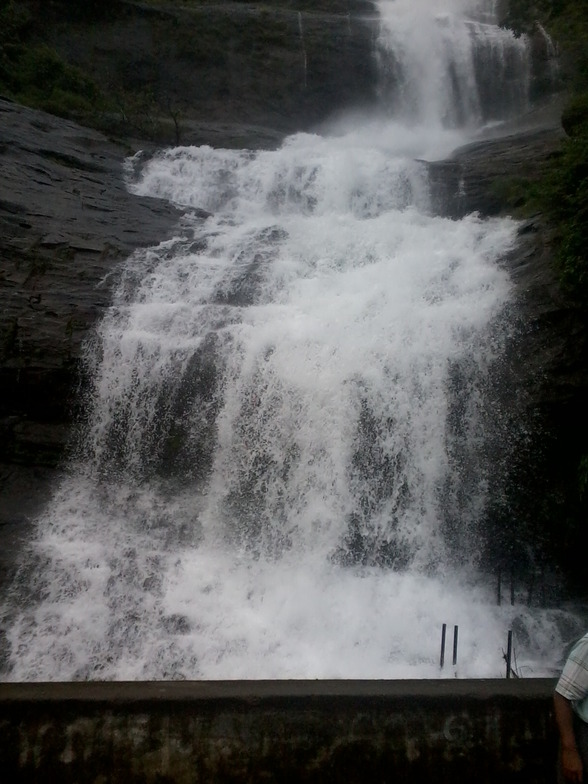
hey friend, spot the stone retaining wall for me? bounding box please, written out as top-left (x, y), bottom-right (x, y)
top-left (0, 679), bottom-right (558, 783)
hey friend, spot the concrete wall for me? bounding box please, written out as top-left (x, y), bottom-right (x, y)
top-left (0, 679), bottom-right (557, 783)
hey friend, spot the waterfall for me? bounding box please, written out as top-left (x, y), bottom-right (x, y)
top-left (1, 0), bottom-right (582, 681)
top-left (376, 0), bottom-right (531, 129)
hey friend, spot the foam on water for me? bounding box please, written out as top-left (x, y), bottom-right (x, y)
top-left (2, 0), bottom-right (583, 681)
top-left (5, 473), bottom-right (582, 680)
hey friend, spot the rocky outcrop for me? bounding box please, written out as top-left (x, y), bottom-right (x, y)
top-left (429, 130), bottom-right (564, 219)
top-left (41, 0), bottom-right (379, 147)
top-left (0, 99), bottom-right (184, 544)
top-left (428, 113), bottom-right (588, 586)
top-left (427, 106), bottom-right (586, 417)
top-left (488, 214), bottom-right (588, 587)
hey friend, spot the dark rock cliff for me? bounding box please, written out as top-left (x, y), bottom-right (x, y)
top-left (428, 114), bottom-right (588, 591)
top-left (0, 99), bottom-right (183, 577)
top-left (37, 0), bottom-right (379, 147)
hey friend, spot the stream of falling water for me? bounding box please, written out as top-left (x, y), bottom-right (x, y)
top-left (1, 0), bottom-right (584, 681)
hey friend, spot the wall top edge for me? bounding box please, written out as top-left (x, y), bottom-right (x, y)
top-left (0, 678), bottom-right (557, 704)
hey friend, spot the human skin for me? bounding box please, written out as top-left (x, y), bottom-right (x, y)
top-left (554, 691), bottom-right (584, 782)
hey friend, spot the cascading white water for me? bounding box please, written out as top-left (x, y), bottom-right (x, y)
top-left (376, 0), bottom-right (531, 129)
top-left (1, 0), bottom-right (583, 681)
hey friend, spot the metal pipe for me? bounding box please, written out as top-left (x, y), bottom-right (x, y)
top-left (506, 630), bottom-right (513, 679)
top-left (440, 623), bottom-right (447, 669)
top-left (452, 625), bottom-right (459, 666)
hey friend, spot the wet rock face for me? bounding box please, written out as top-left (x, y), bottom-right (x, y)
top-left (429, 124), bottom-right (588, 583)
top-left (0, 99), bottom-right (182, 527)
top-left (42, 0), bottom-right (380, 147)
top-left (0, 0), bottom-right (379, 536)
top-left (428, 123), bottom-right (588, 419)
top-left (427, 124), bottom-right (566, 219)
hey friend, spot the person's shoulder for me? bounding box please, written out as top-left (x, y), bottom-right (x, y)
top-left (569, 632), bottom-right (588, 661)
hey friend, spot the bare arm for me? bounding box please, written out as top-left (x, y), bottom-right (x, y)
top-left (554, 690), bottom-right (584, 782)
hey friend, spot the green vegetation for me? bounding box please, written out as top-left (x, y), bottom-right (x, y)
top-left (498, 2), bottom-right (588, 591)
top-left (0, 0), bottom-right (312, 143)
top-left (544, 131), bottom-right (588, 300)
top-left (0, 0), bottom-right (107, 121)
top-left (0, 0), bottom-right (372, 147)
top-left (497, 1), bottom-right (588, 306)
top-left (0, 0), bottom-right (197, 141)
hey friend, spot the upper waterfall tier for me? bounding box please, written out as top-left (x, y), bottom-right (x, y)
top-left (375, 0), bottom-right (531, 128)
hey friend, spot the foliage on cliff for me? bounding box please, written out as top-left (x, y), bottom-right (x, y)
top-left (498, 1), bottom-right (588, 306)
top-left (500, 1), bottom-right (588, 592)
top-left (544, 126), bottom-right (588, 302)
top-left (0, 0), bottom-right (105, 119)
top-left (548, 0), bottom-right (588, 303)
top-left (504, 0), bottom-right (588, 86)
top-left (0, 0), bottom-right (377, 144)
